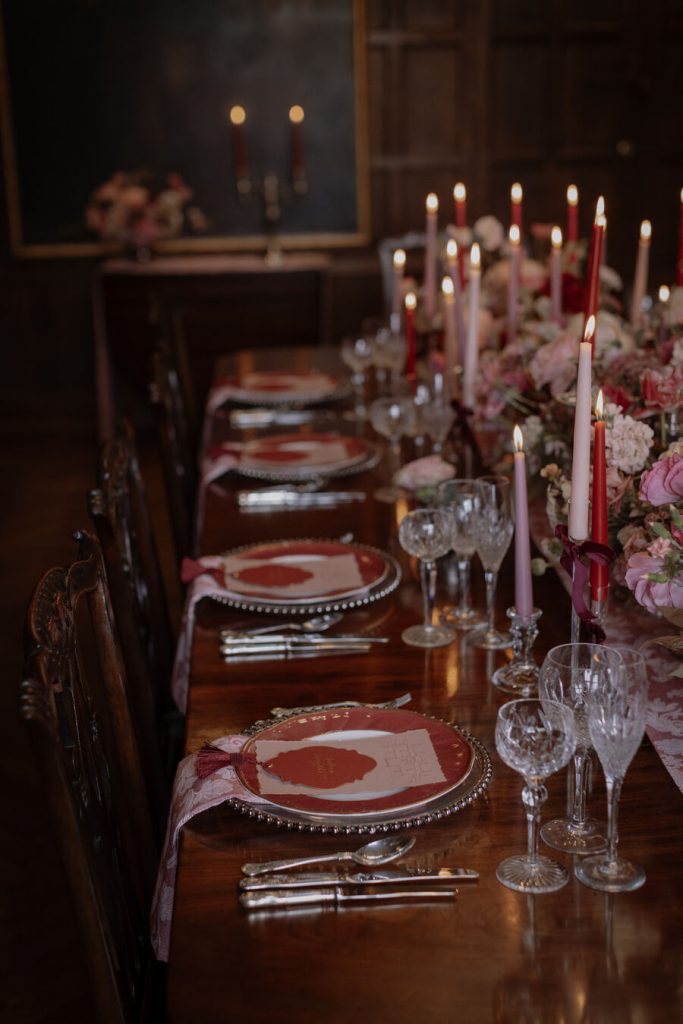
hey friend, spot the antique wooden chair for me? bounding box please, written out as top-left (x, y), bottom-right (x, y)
top-left (88, 420), bottom-right (180, 813)
top-left (149, 345), bottom-right (197, 562)
top-left (20, 530), bottom-right (160, 1024)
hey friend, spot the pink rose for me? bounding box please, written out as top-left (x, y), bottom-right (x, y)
top-left (639, 452), bottom-right (683, 506)
top-left (641, 365), bottom-right (683, 411)
top-left (625, 551), bottom-right (683, 614)
top-left (394, 456), bottom-right (455, 491)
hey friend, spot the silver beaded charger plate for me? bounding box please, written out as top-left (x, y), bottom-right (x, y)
top-left (210, 538), bottom-right (401, 614)
top-left (226, 708), bottom-right (492, 834)
top-left (233, 439), bottom-right (380, 483)
top-left (219, 370), bottom-right (351, 407)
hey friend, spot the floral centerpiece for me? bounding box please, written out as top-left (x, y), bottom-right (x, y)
top-left (85, 170), bottom-right (208, 252)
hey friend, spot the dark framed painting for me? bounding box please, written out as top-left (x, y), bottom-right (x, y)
top-left (0, 0), bottom-right (369, 257)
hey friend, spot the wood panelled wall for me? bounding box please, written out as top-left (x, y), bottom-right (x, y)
top-left (2, 0), bottom-right (683, 423)
top-left (365, 0), bottom-right (683, 283)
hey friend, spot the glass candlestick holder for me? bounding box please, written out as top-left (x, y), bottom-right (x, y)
top-left (491, 607), bottom-right (542, 696)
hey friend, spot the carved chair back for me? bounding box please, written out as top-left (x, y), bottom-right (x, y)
top-left (88, 421), bottom-right (176, 824)
top-left (149, 345), bottom-right (197, 562)
top-left (20, 530), bottom-right (158, 1024)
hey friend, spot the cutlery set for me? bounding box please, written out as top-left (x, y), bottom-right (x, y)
top-left (238, 835), bottom-right (478, 911)
top-left (237, 486), bottom-right (365, 511)
top-left (219, 612), bottom-right (389, 662)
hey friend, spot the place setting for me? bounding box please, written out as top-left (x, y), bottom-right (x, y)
top-left (206, 367), bottom-right (352, 418)
top-left (150, 694), bottom-right (492, 958)
top-left (200, 430), bottom-right (379, 511)
top-left (170, 537), bottom-right (401, 709)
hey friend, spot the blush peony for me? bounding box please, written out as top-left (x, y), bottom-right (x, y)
top-left (639, 452), bottom-right (683, 506)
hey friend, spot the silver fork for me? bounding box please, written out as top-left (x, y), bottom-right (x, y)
top-left (268, 692), bottom-right (412, 718)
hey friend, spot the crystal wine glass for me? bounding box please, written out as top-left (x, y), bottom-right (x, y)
top-left (398, 508), bottom-right (455, 647)
top-left (575, 646), bottom-right (648, 892)
top-left (467, 476), bottom-right (514, 650)
top-left (369, 396), bottom-right (417, 503)
top-left (340, 335), bottom-right (375, 420)
top-left (421, 399), bottom-right (456, 455)
top-left (538, 643), bottom-right (620, 855)
top-left (436, 478), bottom-right (485, 629)
top-left (495, 698), bottom-right (576, 893)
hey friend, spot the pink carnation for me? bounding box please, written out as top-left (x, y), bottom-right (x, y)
top-left (625, 551), bottom-right (683, 614)
top-left (639, 452), bottom-right (683, 506)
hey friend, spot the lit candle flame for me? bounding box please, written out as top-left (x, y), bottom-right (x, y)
top-left (509, 224), bottom-right (521, 246)
top-left (595, 195), bottom-right (606, 227)
top-left (393, 248), bottom-right (406, 271)
top-left (551, 226), bottom-right (563, 249)
top-left (288, 105), bottom-right (304, 124)
top-left (426, 192), bottom-right (439, 213)
top-left (453, 182), bottom-right (466, 203)
top-left (567, 184), bottom-right (578, 206)
top-left (446, 238), bottom-right (458, 260)
top-left (659, 284), bottom-right (671, 303)
top-left (405, 291), bottom-right (417, 312)
top-left (595, 389), bottom-right (604, 420)
top-left (511, 182), bottom-right (523, 204)
top-left (584, 314), bottom-right (596, 344)
top-left (640, 219), bottom-right (652, 242)
top-left (442, 275), bottom-right (454, 296)
top-left (470, 242), bottom-right (481, 270)
top-left (513, 424), bottom-right (524, 452)
top-left (229, 105), bottom-right (246, 126)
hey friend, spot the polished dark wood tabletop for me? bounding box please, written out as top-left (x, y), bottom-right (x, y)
top-left (166, 348), bottom-right (683, 1023)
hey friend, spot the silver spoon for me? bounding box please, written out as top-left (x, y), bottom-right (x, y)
top-left (221, 611), bottom-right (344, 640)
top-left (241, 835), bottom-right (416, 877)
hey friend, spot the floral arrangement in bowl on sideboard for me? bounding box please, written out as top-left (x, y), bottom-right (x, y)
top-left (85, 170), bottom-right (208, 254)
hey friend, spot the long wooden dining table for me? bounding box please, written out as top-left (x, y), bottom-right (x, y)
top-left (165, 346), bottom-right (683, 1023)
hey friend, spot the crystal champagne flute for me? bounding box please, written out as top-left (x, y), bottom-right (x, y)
top-left (341, 335), bottom-right (375, 420)
top-left (575, 646), bottom-right (648, 892)
top-left (467, 476), bottom-right (514, 650)
top-left (436, 478), bottom-right (484, 629)
top-left (369, 396), bottom-right (417, 503)
top-left (398, 508), bottom-right (454, 647)
top-left (495, 698), bottom-right (576, 893)
top-left (539, 643), bottom-right (620, 854)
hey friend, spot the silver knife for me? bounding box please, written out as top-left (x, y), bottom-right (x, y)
top-left (269, 693), bottom-right (412, 716)
top-left (230, 409), bottom-right (331, 428)
top-left (240, 886), bottom-right (458, 910)
top-left (240, 868), bottom-right (479, 891)
top-left (222, 643), bottom-right (371, 661)
top-left (221, 634), bottom-right (389, 648)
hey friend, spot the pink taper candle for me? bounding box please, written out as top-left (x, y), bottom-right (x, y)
top-left (568, 316), bottom-right (595, 542)
top-left (446, 238), bottom-right (466, 365)
top-left (423, 193), bottom-right (439, 320)
top-left (566, 184), bottom-right (579, 242)
top-left (442, 276), bottom-right (458, 398)
top-left (513, 425), bottom-right (534, 618)
top-left (506, 224), bottom-right (521, 344)
top-left (630, 220), bottom-right (652, 326)
top-left (462, 243), bottom-right (481, 410)
top-left (550, 226), bottom-right (563, 322)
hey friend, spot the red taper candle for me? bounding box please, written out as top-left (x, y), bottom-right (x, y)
top-left (453, 182), bottom-right (467, 228)
top-left (590, 389), bottom-right (608, 603)
top-left (510, 182), bottom-right (523, 231)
